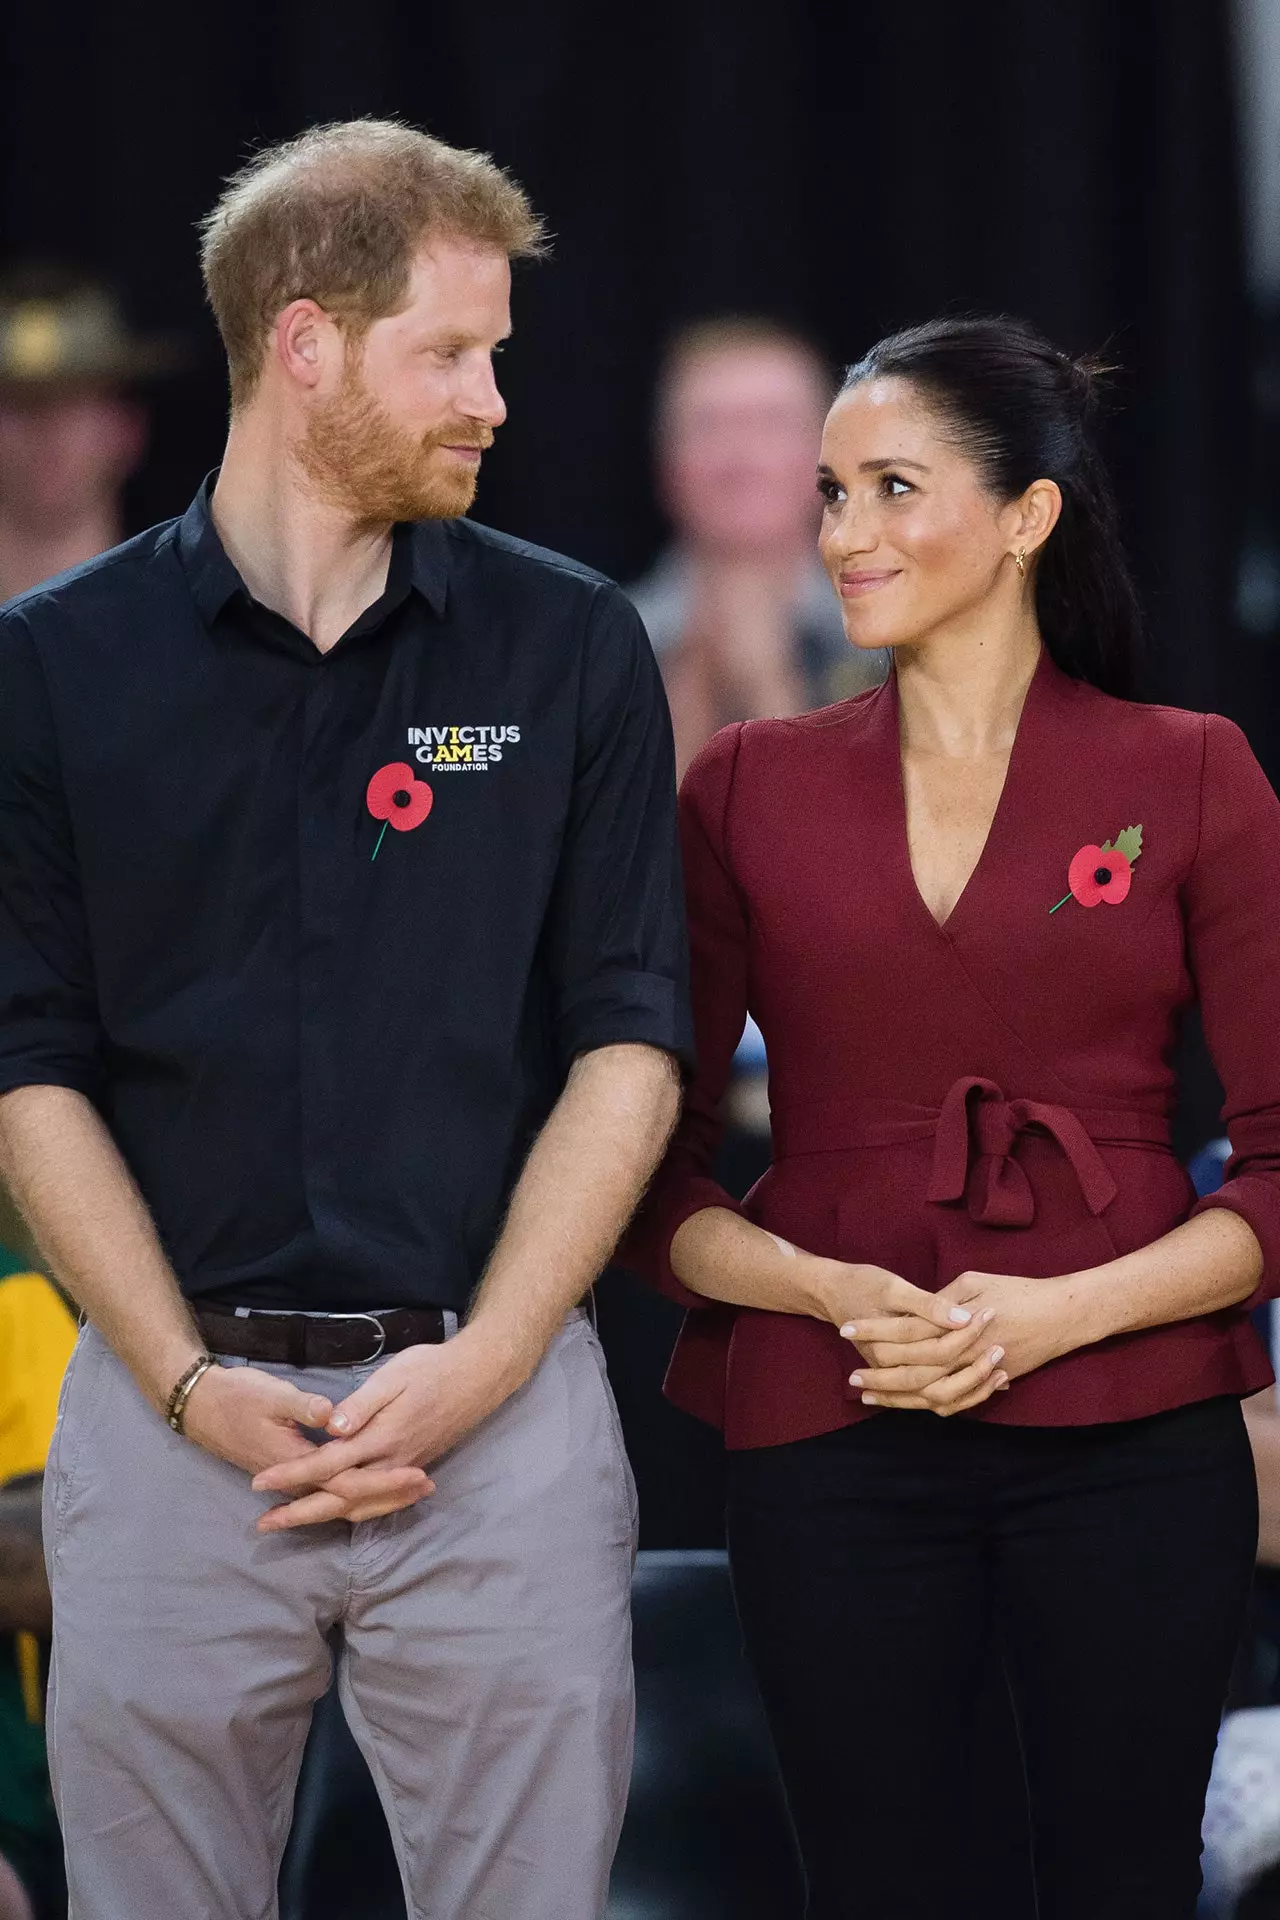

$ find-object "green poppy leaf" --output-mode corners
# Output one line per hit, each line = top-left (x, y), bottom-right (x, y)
(1107, 825), (1143, 863)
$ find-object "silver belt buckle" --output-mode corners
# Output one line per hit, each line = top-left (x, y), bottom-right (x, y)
(324, 1310), (388, 1363)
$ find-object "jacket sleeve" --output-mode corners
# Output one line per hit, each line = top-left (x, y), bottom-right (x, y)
(0, 611), (103, 1101)
(619, 722), (752, 1306)
(1187, 712), (1280, 1302)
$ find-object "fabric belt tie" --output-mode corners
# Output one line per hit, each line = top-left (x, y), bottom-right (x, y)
(770, 1076), (1173, 1230)
(926, 1076), (1118, 1227)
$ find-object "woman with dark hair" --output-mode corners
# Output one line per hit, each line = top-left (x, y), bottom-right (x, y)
(626, 315), (1280, 1917)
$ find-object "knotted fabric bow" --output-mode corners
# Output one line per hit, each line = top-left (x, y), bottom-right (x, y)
(925, 1075), (1119, 1228)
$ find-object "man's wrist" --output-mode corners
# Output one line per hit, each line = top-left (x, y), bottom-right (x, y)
(447, 1315), (540, 1404)
(165, 1352), (218, 1433)
(141, 1335), (210, 1417)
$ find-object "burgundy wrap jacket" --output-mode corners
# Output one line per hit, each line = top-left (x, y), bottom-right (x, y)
(624, 653), (1280, 1448)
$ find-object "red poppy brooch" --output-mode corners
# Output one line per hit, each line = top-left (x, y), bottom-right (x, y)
(367, 762), (433, 861)
(1050, 826), (1143, 914)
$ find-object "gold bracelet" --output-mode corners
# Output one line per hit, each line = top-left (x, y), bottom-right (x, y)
(165, 1354), (215, 1433)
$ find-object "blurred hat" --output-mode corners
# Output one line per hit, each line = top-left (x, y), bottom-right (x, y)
(0, 264), (187, 388)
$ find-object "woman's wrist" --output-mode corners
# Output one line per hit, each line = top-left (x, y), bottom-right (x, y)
(796, 1255), (893, 1327)
(670, 1210), (872, 1320)
(1043, 1267), (1114, 1356)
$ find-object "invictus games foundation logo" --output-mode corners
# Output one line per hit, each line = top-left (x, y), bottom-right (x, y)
(407, 725), (522, 772)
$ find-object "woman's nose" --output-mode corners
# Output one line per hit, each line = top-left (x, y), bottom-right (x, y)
(826, 503), (879, 560)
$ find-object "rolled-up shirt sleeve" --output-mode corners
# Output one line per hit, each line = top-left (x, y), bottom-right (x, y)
(0, 610), (103, 1101)
(620, 722), (751, 1307)
(545, 584), (694, 1072)
(1188, 713), (1280, 1302)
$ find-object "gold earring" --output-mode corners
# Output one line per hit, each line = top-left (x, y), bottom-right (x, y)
(1014, 549), (1027, 578)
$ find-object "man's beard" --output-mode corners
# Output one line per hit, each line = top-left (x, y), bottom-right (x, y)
(295, 362), (493, 525)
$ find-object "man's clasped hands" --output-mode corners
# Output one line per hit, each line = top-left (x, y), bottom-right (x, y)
(181, 1327), (520, 1533)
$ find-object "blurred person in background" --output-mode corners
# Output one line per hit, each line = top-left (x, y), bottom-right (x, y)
(1249, 1375), (1280, 1600)
(0, 1246), (76, 1920)
(1188, 1141), (1280, 1699)
(0, 265), (176, 1919)
(628, 316), (885, 779)
(0, 265), (175, 604)
(629, 319), (886, 1184)
(1201, 1347), (1280, 1917)
(1164, 1162), (1280, 1916)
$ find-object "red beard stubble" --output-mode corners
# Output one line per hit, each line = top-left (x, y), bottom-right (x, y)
(295, 356), (493, 526)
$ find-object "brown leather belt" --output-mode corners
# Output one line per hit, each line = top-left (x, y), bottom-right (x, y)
(195, 1305), (452, 1368)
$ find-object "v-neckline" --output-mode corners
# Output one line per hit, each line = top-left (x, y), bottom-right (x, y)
(888, 646), (1050, 939)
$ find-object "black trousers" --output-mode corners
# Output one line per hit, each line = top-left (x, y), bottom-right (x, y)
(726, 1396), (1258, 1920)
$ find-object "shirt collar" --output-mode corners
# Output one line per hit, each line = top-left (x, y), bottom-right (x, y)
(405, 518), (450, 616)
(176, 474), (451, 627)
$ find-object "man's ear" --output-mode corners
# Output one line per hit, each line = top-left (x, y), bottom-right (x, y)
(272, 299), (334, 392)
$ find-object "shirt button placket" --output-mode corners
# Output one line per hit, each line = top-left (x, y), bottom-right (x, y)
(297, 662), (343, 1243)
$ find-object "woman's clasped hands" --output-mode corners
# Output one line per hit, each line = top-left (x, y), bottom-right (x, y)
(837, 1265), (1084, 1415)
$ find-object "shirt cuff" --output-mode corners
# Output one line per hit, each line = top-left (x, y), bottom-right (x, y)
(0, 1030), (102, 1103)
(619, 1175), (742, 1310)
(1192, 1177), (1280, 1308)
(553, 969), (695, 1074)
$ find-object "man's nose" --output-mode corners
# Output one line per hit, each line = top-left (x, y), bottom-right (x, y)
(460, 357), (507, 430)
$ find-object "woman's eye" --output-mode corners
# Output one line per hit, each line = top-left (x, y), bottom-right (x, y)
(882, 474), (914, 498)
(817, 478), (846, 506)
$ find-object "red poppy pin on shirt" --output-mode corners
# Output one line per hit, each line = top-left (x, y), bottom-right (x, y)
(1050, 826), (1143, 914)
(367, 762), (433, 861)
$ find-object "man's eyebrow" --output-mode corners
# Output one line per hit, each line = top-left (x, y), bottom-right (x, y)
(420, 329), (513, 347)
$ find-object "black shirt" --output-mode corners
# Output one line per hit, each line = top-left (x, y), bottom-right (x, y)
(0, 485), (692, 1312)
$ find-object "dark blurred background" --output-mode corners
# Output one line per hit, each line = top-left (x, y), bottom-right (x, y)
(2, 2), (1279, 1914)
(0, 0), (1269, 738)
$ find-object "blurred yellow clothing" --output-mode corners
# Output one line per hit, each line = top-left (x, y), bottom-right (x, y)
(0, 1259), (74, 1866)
(0, 1268), (76, 1483)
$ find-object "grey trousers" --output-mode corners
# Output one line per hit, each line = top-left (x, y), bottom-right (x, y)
(43, 1310), (638, 1920)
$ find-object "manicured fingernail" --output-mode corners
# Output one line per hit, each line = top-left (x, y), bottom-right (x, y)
(989, 1347), (1004, 1365)
(840, 1323), (857, 1339)
(850, 1373), (863, 1388)
(994, 1373), (1009, 1388)
(948, 1307), (972, 1324)
(862, 1393), (879, 1405)
(331, 1414), (350, 1432)
(981, 1310), (996, 1324)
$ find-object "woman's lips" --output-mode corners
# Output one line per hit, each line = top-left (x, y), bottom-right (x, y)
(839, 569), (901, 598)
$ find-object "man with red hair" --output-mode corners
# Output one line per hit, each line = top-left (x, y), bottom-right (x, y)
(0, 121), (688, 1919)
